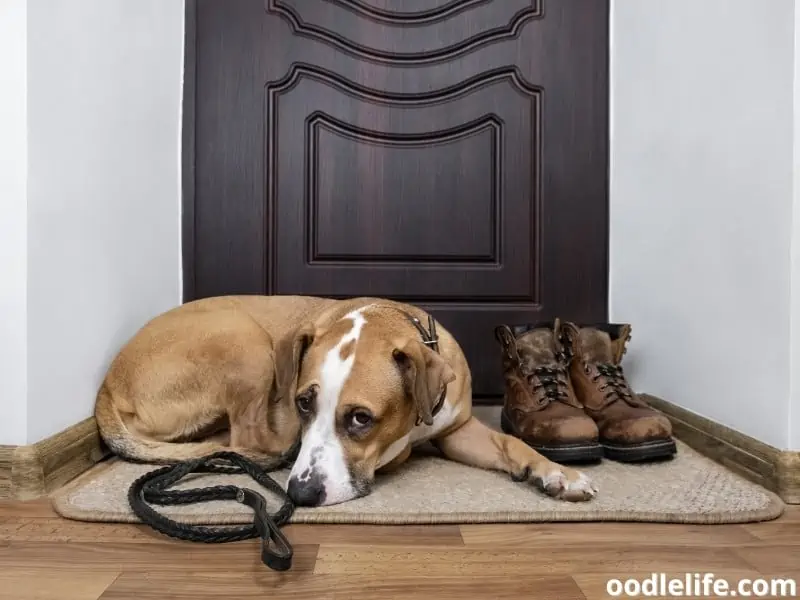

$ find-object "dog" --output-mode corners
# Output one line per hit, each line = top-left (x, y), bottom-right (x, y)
(95, 295), (597, 506)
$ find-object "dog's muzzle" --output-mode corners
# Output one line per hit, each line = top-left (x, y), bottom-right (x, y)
(286, 473), (327, 507)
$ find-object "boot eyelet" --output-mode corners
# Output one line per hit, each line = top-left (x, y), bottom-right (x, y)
(583, 363), (591, 375)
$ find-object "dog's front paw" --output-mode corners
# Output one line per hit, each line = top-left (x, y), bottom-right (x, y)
(539, 468), (597, 502)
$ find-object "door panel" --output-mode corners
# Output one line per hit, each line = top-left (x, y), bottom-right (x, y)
(188, 0), (609, 399)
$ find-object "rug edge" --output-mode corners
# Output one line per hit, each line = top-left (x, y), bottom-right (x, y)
(51, 487), (786, 527)
(49, 454), (787, 527)
(50, 501), (786, 526)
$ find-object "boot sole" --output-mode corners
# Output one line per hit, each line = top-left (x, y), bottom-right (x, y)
(500, 411), (604, 464)
(601, 438), (678, 462)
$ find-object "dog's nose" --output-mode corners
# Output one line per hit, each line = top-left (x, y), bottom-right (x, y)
(286, 476), (326, 507)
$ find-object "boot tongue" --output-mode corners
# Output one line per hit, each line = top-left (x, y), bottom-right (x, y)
(516, 329), (559, 372)
(575, 326), (643, 408)
(577, 328), (615, 364)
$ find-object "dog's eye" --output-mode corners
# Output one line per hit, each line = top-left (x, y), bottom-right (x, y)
(348, 409), (373, 430)
(295, 394), (313, 415)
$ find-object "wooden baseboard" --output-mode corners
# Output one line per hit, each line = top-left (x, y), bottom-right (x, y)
(0, 417), (109, 501)
(643, 394), (800, 504)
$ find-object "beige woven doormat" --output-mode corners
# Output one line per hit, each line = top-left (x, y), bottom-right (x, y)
(52, 439), (783, 525)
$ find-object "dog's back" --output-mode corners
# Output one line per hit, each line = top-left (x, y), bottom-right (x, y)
(94, 295), (333, 465)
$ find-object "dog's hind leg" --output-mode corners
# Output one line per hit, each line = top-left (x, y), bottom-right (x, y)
(433, 416), (598, 502)
(96, 384), (293, 467)
(121, 413), (293, 467)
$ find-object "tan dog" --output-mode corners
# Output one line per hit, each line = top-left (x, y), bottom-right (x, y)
(95, 295), (597, 506)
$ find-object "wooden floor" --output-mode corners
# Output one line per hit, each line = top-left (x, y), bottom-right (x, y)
(1, 499), (798, 599)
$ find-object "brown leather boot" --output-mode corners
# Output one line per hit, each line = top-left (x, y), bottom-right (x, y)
(494, 321), (602, 463)
(561, 323), (677, 462)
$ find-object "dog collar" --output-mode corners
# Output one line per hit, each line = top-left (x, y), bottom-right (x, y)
(399, 309), (447, 424)
(403, 311), (440, 353)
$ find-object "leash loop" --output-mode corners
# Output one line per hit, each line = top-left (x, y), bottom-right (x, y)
(127, 451), (295, 571)
(238, 487), (294, 571)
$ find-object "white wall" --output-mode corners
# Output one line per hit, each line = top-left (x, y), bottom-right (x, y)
(0, 0), (29, 446)
(0, 0), (185, 445)
(610, 0), (798, 450)
(791, 2), (800, 450)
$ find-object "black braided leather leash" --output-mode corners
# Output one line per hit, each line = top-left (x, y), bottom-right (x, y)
(128, 451), (295, 571)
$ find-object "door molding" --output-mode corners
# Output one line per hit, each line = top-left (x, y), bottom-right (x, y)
(182, 0), (198, 302)
(180, 0), (610, 352)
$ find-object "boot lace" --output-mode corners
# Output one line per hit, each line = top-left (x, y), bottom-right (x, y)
(525, 364), (574, 408)
(593, 363), (641, 407)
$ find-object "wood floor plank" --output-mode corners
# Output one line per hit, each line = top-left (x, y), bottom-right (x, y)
(460, 523), (761, 547)
(0, 499), (58, 518)
(774, 505), (800, 522)
(0, 519), (464, 546)
(99, 572), (585, 600)
(0, 541), (319, 574)
(282, 524), (464, 546)
(733, 544), (800, 574)
(742, 522), (800, 543)
(0, 497), (796, 598)
(0, 519), (164, 543)
(313, 544), (753, 576)
(1, 568), (120, 600)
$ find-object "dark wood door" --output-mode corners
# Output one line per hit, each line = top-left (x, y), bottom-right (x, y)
(185, 0), (609, 399)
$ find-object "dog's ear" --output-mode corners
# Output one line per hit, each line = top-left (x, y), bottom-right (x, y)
(392, 339), (456, 427)
(274, 323), (315, 405)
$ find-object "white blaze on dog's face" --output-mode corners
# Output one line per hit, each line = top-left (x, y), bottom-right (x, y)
(284, 307), (455, 507)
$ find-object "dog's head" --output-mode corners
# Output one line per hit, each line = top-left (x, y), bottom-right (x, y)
(275, 306), (455, 507)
